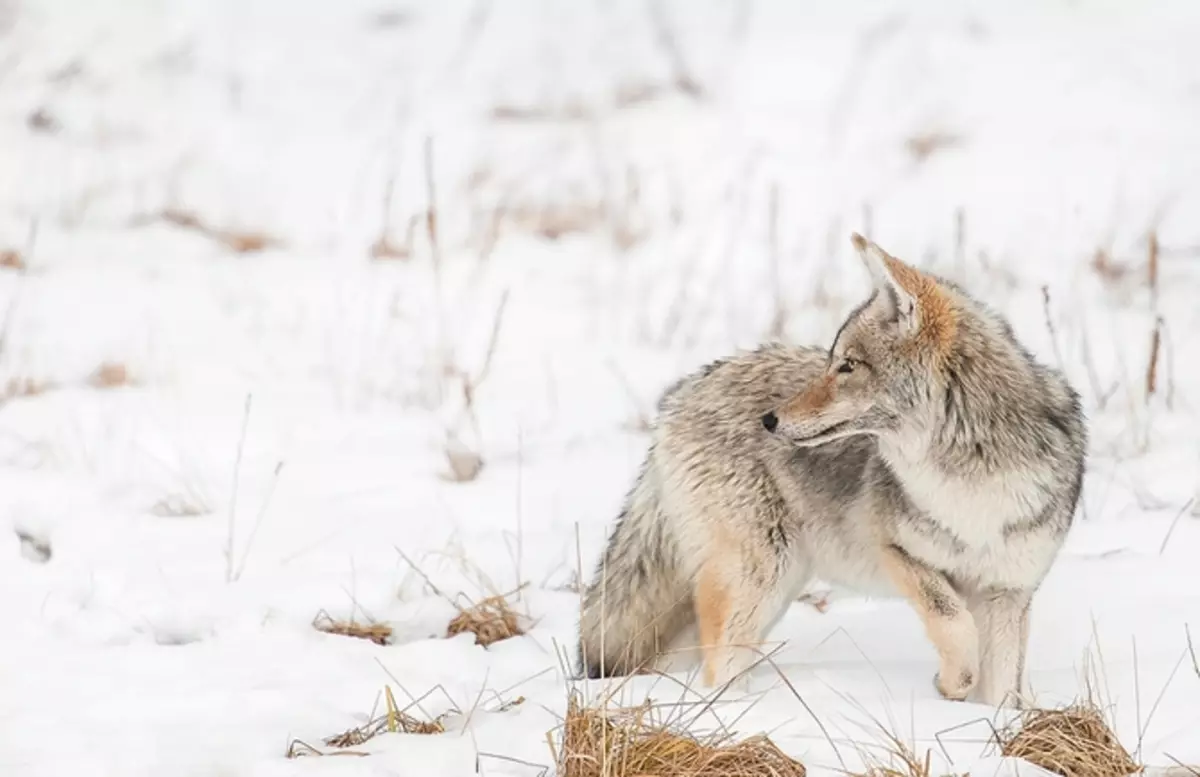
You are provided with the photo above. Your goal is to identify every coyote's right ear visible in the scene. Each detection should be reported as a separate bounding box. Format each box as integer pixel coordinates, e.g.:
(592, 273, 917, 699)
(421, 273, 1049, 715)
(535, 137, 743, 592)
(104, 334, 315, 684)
(850, 233, 919, 336)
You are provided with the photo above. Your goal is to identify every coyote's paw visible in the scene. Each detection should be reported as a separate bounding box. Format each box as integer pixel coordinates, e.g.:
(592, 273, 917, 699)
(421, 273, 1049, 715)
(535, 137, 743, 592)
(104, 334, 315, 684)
(934, 668, 976, 701)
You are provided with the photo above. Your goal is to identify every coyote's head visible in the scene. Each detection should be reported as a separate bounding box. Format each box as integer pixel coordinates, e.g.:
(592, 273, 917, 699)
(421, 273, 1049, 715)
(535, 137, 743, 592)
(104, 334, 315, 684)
(765, 233, 958, 447)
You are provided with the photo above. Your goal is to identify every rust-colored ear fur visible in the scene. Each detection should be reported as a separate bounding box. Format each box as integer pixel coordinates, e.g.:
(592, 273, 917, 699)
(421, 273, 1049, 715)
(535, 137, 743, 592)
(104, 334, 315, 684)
(850, 233, 957, 356)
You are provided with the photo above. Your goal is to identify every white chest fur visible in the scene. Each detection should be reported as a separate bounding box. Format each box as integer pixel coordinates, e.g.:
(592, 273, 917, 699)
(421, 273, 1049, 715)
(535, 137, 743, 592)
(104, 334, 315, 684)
(877, 435, 1059, 589)
(884, 452, 1049, 546)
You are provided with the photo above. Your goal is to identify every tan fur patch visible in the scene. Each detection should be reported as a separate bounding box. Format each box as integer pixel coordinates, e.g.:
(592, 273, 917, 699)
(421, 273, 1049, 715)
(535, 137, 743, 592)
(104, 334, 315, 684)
(779, 374, 835, 421)
(881, 549, 952, 631)
(693, 566, 730, 687)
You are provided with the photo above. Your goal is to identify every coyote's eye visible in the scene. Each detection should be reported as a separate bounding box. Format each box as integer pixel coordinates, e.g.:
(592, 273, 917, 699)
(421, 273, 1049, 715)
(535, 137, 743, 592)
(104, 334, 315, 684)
(837, 359, 856, 374)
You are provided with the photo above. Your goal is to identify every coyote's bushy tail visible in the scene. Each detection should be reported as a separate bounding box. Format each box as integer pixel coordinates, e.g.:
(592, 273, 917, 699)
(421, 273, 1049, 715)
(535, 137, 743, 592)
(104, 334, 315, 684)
(577, 455, 691, 679)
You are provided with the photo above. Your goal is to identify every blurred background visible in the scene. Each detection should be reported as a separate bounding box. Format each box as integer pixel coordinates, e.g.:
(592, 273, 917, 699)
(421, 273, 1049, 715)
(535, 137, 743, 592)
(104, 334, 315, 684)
(2, 1, 1199, 775)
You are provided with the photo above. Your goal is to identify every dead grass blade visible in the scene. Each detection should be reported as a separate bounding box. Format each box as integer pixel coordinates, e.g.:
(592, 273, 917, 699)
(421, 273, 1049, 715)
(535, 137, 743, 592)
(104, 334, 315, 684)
(157, 208, 281, 254)
(549, 690, 807, 777)
(285, 739, 369, 758)
(997, 701, 1140, 777)
(312, 609, 393, 646)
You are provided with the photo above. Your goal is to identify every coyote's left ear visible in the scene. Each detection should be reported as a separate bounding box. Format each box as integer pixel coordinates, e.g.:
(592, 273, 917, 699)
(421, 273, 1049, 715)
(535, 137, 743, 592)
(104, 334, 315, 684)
(850, 233, 920, 336)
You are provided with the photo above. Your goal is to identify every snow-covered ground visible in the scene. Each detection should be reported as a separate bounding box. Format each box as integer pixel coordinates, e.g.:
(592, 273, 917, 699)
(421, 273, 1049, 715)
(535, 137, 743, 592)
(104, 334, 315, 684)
(2, 0, 1200, 774)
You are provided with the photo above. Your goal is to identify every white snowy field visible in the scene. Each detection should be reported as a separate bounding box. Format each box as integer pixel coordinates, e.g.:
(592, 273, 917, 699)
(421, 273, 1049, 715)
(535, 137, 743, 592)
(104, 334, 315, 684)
(2, 0, 1200, 774)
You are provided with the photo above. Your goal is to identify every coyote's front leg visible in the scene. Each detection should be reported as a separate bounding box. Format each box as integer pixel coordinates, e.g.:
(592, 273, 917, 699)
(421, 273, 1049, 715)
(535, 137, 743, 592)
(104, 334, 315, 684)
(969, 588, 1031, 708)
(880, 545, 979, 700)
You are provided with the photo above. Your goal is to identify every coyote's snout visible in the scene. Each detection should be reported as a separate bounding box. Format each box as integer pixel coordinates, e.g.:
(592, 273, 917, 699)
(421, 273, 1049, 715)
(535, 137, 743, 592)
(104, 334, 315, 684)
(578, 232, 1086, 709)
(769, 371, 872, 446)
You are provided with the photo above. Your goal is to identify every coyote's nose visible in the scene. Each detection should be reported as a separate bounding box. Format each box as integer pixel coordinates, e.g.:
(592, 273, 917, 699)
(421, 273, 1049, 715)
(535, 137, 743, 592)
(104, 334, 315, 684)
(761, 412, 778, 433)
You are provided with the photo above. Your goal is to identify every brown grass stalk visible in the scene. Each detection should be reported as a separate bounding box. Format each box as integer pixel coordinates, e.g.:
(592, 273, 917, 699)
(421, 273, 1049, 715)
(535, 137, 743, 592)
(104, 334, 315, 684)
(1147, 231, 1159, 300)
(1146, 317, 1161, 400)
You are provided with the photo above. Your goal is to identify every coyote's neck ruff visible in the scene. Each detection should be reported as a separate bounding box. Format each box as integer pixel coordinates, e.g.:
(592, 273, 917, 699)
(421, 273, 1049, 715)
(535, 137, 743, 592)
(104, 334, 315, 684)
(578, 234, 1085, 709)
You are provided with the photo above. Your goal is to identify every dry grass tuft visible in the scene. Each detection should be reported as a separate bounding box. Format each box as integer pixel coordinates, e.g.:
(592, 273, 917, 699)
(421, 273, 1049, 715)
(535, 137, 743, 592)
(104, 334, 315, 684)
(446, 592, 523, 647)
(369, 234, 411, 261)
(613, 80, 668, 108)
(998, 702, 1140, 777)
(222, 232, 274, 253)
(441, 437, 484, 483)
(504, 200, 608, 241)
(494, 199, 646, 249)
(852, 726, 940, 777)
(150, 493, 210, 518)
(905, 131, 963, 163)
(288, 685, 449, 758)
(0, 248, 25, 271)
(3, 376, 53, 399)
(313, 610, 393, 646)
(324, 710, 445, 746)
(491, 101, 592, 123)
(89, 361, 132, 389)
(551, 691, 806, 777)
(1092, 247, 1130, 283)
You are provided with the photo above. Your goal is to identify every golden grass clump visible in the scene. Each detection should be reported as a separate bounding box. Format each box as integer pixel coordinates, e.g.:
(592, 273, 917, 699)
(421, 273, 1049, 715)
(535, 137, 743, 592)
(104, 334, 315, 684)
(312, 610, 393, 646)
(551, 690, 806, 777)
(446, 593, 523, 647)
(998, 702, 1140, 777)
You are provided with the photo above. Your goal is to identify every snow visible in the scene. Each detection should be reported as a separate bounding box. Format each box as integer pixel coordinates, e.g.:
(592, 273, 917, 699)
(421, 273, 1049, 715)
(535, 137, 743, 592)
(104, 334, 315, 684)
(2, 0, 1200, 774)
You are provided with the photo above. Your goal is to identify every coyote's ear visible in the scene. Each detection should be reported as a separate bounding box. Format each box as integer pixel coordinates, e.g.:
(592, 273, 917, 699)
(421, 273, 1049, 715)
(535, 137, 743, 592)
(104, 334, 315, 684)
(850, 233, 920, 335)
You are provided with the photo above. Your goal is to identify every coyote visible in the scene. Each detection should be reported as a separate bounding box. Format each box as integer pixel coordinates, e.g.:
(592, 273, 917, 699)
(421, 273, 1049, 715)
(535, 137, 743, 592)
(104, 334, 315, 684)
(577, 234, 1085, 707)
